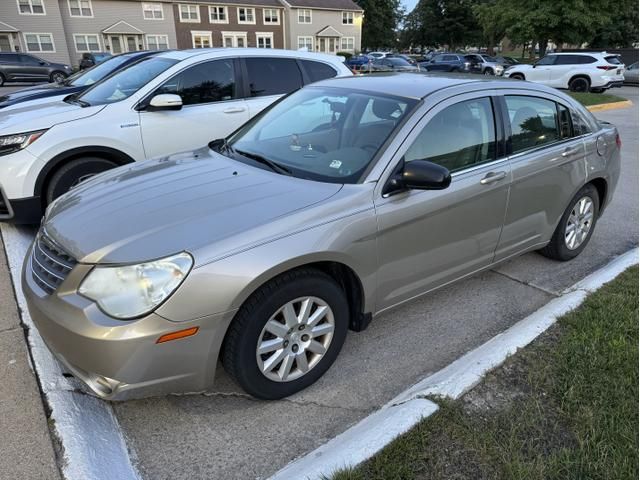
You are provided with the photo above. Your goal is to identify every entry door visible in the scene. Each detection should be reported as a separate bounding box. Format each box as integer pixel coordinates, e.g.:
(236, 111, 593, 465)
(0, 35, 11, 52)
(110, 36, 123, 54)
(318, 38, 326, 53)
(374, 94, 510, 310)
(126, 36, 138, 52)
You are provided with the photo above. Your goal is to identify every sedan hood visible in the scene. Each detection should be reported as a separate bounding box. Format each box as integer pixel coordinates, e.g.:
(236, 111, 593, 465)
(0, 99, 104, 135)
(0, 84, 78, 108)
(44, 149, 343, 264)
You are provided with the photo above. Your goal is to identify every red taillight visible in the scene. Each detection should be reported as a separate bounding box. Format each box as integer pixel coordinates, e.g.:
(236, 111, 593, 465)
(615, 133, 622, 149)
(597, 65, 617, 70)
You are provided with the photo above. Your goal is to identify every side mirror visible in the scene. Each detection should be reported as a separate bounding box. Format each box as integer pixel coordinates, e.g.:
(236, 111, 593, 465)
(384, 160, 451, 195)
(39, 61, 47, 65)
(147, 94, 183, 112)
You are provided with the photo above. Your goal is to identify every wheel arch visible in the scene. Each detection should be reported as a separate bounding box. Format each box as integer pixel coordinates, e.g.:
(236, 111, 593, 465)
(587, 177, 608, 216)
(568, 74, 591, 88)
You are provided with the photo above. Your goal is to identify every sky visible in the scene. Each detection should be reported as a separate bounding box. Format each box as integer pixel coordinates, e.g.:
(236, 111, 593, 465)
(401, 0, 419, 13)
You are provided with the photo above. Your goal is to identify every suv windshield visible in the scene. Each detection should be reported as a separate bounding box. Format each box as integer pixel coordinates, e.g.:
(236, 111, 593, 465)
(224, 87, 417, 184)
(77, 56, 178, 106)
(69, 55, 133, 87)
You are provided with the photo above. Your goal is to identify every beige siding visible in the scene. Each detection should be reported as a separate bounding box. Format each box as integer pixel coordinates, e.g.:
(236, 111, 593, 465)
(284, 8, 362, 53)
(0, 0, 72, 64)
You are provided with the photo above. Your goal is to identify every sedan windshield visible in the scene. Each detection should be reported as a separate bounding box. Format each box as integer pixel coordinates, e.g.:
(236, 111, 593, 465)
(226, 87, 418, 184)
(69, 55, 133, 87)
(77, 57, 178, 106)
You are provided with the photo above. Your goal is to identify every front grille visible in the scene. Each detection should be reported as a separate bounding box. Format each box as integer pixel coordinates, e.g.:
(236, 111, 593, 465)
(31, 232, 77, 294)
(0, 188, 11, 219)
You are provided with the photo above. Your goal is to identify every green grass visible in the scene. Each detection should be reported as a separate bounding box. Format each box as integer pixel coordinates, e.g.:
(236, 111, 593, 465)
(569, 92, 627, 106)
(330, 266, 639, 480)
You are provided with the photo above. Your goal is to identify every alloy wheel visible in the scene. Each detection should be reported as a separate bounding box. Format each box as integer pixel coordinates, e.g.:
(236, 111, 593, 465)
(564, 196, 594, 250)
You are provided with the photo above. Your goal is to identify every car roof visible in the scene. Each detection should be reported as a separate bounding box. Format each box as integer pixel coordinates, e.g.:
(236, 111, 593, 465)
(152, 47, 345, 64)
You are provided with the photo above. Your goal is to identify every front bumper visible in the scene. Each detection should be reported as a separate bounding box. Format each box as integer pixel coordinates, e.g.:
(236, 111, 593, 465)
(22, 247, 237, 400)
(0, 188, 42, 224)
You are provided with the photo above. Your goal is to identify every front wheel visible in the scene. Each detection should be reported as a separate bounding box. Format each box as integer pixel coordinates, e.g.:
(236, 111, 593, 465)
(484, 68, 494, 76)
(45, 157, 118, 204)
(509, 73, 525, 80)
(50, 71, 67, 83)
(223, 269, 349, 399)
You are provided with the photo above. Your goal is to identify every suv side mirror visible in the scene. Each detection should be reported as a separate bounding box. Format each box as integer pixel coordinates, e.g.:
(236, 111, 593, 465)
(147, 94, 183, 112)
(384, 159, 451, 195)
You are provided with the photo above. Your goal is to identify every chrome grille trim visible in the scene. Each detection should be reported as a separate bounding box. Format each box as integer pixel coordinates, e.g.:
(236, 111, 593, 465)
(30, 231, 77, 295)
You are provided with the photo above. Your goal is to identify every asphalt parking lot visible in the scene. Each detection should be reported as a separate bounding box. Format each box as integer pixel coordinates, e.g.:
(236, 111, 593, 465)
(1, 85, 637, 480)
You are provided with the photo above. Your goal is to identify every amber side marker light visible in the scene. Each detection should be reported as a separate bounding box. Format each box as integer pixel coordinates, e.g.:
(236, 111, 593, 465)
(156, 327, 199, 344)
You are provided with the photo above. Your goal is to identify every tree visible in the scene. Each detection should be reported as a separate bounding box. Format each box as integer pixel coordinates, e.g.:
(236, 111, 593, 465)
(473, 0, 508, 54)
(355, 0, 404, 50)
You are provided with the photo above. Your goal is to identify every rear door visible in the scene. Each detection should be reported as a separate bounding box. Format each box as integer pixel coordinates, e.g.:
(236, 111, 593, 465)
(18, 54, 50, 80)
(0, 54, 21, 80)
(139, 58, 249, 159)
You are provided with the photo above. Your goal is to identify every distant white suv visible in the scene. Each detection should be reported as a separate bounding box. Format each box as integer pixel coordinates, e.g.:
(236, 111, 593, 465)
(504, 52, 625, 93)
(0, 48, 351, 223)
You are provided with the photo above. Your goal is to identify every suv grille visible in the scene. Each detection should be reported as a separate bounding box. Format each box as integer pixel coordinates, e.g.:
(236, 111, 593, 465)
(31, 232, 76, 294)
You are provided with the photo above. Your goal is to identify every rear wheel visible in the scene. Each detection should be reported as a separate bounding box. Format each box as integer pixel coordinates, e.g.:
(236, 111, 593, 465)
(569, 76, 590, 92)
(50, 71, 67, 83)
(510, 73, 525, 80)
(45, 157, 118, 204)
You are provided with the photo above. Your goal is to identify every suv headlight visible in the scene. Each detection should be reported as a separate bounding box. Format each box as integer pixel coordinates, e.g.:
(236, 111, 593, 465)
(79, 252, 193, 319)
(0, 130, 47, 156)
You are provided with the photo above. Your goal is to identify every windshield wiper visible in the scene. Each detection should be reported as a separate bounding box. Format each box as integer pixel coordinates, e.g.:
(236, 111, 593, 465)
(63, 93, 90, 107)
(234, 149, 292, 176)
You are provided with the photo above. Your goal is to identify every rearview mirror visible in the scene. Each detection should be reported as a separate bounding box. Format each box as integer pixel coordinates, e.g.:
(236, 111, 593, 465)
(147, 94, 183, 111)
(384, 160, 451, 195)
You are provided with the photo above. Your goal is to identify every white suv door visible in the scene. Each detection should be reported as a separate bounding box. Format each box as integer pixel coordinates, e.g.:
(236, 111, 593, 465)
(527, 55, 556, 84)
(139, 58, 249, 159)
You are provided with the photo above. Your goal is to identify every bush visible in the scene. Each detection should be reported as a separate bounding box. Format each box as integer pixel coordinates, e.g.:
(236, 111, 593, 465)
(337, 51, 353, 60)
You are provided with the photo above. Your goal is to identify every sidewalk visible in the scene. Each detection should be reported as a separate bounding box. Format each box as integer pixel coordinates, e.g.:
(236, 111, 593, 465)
(0, 236, 61, 480)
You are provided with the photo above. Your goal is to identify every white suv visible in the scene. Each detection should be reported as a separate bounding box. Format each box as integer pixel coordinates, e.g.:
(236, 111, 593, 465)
(504, 52, 625, 93)
(0, 48, 351, 223)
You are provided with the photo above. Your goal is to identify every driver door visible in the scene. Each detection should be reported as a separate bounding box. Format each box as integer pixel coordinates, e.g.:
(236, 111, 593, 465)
(527, 55, 556, 84)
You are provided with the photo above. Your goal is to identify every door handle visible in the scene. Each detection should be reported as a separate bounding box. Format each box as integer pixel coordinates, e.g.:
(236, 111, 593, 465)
(223, 107, 246, 114)
(561, 147, 581, 157)
(480, 171, 507, 185)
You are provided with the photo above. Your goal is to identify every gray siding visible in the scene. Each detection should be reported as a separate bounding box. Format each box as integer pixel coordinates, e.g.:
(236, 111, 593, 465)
(284, 7, 362, 53)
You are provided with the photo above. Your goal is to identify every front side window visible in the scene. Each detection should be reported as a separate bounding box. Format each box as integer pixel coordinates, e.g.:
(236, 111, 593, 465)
(298, 9, 311, 23)
(74, 34, 100, 52)
(263, 8, 279, 24)
(68, 0, 93, 17)
(245, 58, 302, 97)
(146, 34, 169, 50)
(535, 55, 556, 66)
(404, 97, 496, 172)
(179, 4, 199, 21)
(142, 3, 163, 19)
(18, 0, 45, 14)
(24, 34, 54, 52)
(238, 8, 255, 23)
(209, 6, 227, 23)
(154, 59, 235, 106)
(78, 56, 178, 106)
(342, 12, 354, 24)
(506, 96, 560, 153)
(227, 87, 417, 184)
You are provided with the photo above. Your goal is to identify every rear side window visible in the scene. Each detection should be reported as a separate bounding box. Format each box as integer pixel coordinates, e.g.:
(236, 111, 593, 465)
(156, 59, 236, 106)
(0, 54, 19, 63)
(555, 55, 596, 65)
(20, 55, 42, 65)
(443, 55, 458, 61)
(571, 110, 592, 135)
(245, 58, 302, 97)
(404, 97, 496, 172)
(506, 96, 560, 153)
(300, 60, 337, 83)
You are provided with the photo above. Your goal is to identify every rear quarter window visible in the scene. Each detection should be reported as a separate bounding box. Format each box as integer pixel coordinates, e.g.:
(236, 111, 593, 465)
(300, 60, 338, 83)
(605, 55, 623, 65)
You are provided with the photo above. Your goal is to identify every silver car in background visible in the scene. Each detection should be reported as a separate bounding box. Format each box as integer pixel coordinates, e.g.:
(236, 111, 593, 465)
(24, 74, 620, 401)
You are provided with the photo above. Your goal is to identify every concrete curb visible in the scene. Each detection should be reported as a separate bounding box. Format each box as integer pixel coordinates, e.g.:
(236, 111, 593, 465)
(269, 247, 639, 480)
(586, 99, 633, 112)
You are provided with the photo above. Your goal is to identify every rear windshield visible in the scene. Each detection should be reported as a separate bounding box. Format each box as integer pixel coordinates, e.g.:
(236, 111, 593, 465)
(605, 55, 623, 65)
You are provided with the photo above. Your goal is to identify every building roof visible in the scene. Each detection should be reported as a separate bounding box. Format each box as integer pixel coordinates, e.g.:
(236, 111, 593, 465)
(0, 21, 19, 33)
(282, 0, 363, 11)
(178, 0, 284, 6)
(102, 21, 145, 35)
(316, 26, 343, 37)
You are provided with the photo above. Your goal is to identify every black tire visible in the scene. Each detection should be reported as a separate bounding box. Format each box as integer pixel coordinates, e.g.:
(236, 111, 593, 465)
(510, 73, 525, 80)
(45, 157, 117, 204)
(50, 71, 67, 83)
(484, 68, 494, 75)
(539, 184, 600, 261)
(223, 268, 349, 399)
(569, 76, 590, 92)
(0, 73, 5, 87)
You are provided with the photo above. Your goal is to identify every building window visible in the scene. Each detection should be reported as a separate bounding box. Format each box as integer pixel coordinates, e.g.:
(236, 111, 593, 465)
(24, 33, 55, 52)
(180, 4, 200, 22)
(74, 34, 100, 52)
(237, 8, 255, 24)
(222, 32, 247, 48)
(256, 32, 273, 48)
(68, 0, 93, 17)
(209, 6, 228, 23)
(298, 9, 311, 24)
(297, 36, 313, 51)
(191, 31, 212, 48)
(263, 8, 279, 24)
(340, 36, 355, 51)
(146, 34, 169, 50)
(17, 0, 45, 15)
(142, 3, 163, 20)
(342, 12, 354, 24)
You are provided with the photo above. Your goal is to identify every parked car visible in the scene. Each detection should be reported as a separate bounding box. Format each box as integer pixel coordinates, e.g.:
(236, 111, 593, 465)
(0, 49, 351, 223)
(79, 52, 112, 70)
(624, 62, 638, 85)
(495, 56, 519, 66)
(0, 53, 72, 86)
(464, 54, 505, 76)
(504, 52, 624, 92)
(389, 54, 418, 66)
(345, 54, 371, 72)
(420, 53, 471, 72)
(0, 51, 160, 110)
(23, 73, 619, 401)
(371, 57, 420, 72)
(367, 51, 392, 59)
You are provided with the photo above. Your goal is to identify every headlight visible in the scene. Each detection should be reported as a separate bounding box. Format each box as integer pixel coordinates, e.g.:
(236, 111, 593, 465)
(0, 130, 47, 156)
(79, 252, 193, 319)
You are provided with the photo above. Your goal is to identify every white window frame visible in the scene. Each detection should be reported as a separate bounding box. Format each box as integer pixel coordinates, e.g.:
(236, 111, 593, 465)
(142, 3, 164, 20)
(191, 30, 212, 48)
(342, 11, 354, 25)
(179, 4, 200, 22)
(23, 33, 56, 53)
(209, 5, 228, 24)
(237, 7, 255, 25)
(297, 35, 313, 51)
(222, 31, 248, 48)
(263, 8, 280, 25)
(256, 32, 273, 49)
(146, 34, 169, 50)
(298, 9, 312, 24)
(68, 0, 93, 18)
(73, 33, 101, 52)
(17, 0, 46, 15)
(340, 36, 355, 51)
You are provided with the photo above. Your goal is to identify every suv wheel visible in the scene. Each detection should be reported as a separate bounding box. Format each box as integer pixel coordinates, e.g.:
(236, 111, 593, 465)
(484, 68, 494, 75)
(510, 73, 525, 80)
(50, 71, 67, 83)
(569, 76, 590, 92)
(45, 157, 118, 204)
(223, 268, 349, 399)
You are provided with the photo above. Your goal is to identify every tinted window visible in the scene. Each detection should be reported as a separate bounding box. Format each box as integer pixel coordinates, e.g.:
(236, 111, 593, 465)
(245, 58, 302, 97)
(405, 97, 496, 172)
(71, 54, 130, 86)
(506, 96, 559, 153)
(20, 55, 43, 65)
(571, 109, 591, 135)
(300, 60, 337, 83)
(555, 55, 596, 65)
(0, 54, 19, 63)
(536, 56, 556, 66)
(558, 104, 573, 139)
(433, 54, 446, 62)
(156, 59, 235, 106)
(605, 55, 623, 65)
(443, 55, 458, 61)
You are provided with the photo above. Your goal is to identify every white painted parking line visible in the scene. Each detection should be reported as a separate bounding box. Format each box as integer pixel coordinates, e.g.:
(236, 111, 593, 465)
(0, 224, 140, 480)
(269, 247, 639, 480)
